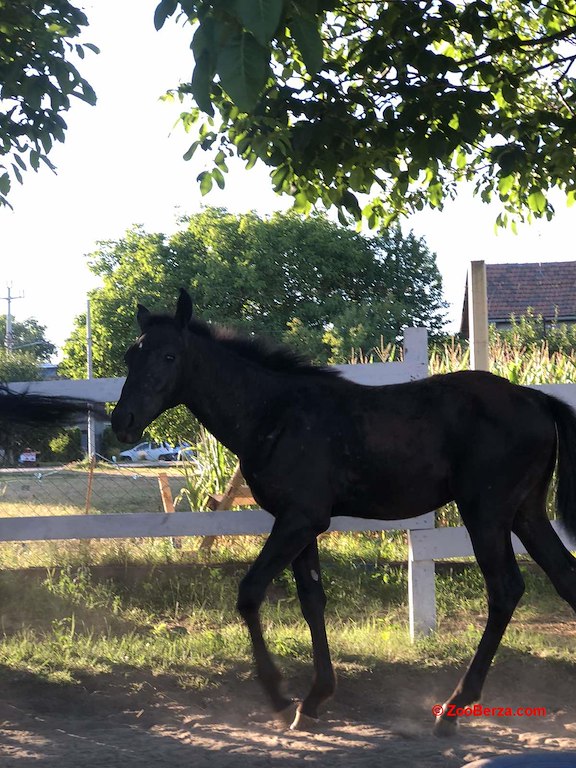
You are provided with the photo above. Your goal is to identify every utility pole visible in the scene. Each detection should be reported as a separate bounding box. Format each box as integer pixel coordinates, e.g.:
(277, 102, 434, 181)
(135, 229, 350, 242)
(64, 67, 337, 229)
(86, 297, 96, 460)
(2, 285, 24, 351)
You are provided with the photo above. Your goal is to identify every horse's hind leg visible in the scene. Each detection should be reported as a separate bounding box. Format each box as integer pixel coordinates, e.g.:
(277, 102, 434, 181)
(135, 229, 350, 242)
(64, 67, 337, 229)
(434, 507, 525, 737)
(513, 492, 576, 614)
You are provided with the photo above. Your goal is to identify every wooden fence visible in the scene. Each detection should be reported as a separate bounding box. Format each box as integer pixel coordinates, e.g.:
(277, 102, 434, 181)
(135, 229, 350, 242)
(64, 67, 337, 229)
(5, 331, 576, 640)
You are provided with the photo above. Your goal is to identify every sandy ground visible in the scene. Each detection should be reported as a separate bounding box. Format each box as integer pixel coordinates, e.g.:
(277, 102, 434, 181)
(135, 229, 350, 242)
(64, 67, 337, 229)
(2, 656, 576, 767)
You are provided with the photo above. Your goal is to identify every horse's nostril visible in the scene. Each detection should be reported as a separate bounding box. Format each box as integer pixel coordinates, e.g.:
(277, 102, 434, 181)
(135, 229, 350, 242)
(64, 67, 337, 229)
(126, 412, 134, 428)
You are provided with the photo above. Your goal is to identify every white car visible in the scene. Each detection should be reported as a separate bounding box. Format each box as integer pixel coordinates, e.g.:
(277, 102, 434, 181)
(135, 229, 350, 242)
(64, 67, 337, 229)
(118, 441, 179, 462)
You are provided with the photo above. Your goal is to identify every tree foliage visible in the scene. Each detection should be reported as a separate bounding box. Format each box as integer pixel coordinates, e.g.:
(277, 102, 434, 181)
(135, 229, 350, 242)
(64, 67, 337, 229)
(59, 208, 447, 442)
(60, 207, 447, 378)
(0, 315, 56, 361)
(0, 349, 42, 383)
(0, 0, 98, 206)
(0, 349, 46, 463)
(157, 0, 576, 228)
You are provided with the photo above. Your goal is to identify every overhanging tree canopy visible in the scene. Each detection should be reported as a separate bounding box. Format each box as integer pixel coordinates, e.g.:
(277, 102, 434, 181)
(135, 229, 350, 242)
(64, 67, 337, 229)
(156, 0, 576, 228)
(0, 0, 98, 207)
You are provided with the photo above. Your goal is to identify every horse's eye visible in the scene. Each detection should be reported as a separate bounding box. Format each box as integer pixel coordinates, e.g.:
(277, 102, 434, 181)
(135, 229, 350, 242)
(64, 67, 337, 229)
(165, 354, 176, 362)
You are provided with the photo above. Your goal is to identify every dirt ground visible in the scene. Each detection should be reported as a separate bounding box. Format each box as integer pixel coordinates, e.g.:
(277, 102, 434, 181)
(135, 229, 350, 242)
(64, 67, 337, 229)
(2, 655, 576, 767)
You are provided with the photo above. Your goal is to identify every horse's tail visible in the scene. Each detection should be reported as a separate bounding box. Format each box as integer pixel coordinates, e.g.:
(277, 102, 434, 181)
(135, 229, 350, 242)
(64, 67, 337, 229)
(547, 394, 576, 540)
(0, 384, 103, 427)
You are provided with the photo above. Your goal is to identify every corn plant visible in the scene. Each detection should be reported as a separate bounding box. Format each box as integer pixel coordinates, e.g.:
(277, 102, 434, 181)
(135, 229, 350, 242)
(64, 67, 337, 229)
(174, 428, 237, 512)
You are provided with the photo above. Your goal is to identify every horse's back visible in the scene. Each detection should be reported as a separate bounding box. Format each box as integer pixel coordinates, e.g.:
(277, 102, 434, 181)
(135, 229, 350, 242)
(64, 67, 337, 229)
(329, 370, 556, 520)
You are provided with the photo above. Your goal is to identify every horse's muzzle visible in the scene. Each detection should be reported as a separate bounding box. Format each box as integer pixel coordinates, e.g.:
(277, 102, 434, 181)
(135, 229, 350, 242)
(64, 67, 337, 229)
(110, 407, 142, 444)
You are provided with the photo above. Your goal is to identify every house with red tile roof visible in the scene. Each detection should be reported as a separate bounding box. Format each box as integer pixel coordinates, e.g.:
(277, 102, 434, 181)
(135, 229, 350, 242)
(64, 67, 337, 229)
(461, 262, 576, 335)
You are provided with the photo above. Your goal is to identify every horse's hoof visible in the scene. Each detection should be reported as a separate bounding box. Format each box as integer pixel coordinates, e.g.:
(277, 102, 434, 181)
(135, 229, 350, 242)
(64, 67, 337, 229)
(433, 716, 458, 738)
(274, 701, 297, 728)
(290, 708, 320, 732)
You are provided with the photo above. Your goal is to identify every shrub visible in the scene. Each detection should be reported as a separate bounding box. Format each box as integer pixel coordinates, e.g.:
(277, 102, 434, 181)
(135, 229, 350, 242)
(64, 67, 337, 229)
(48, 428, 83, 462)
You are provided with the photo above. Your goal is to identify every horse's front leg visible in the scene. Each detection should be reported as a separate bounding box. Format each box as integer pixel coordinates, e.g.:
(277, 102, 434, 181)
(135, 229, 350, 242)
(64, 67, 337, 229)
(236, 514, 325, 724)
(290, 540, 335, 730)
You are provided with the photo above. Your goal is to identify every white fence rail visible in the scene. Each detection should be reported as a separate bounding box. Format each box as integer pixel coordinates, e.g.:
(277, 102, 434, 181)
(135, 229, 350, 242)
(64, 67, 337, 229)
(5, 328, 576, 640)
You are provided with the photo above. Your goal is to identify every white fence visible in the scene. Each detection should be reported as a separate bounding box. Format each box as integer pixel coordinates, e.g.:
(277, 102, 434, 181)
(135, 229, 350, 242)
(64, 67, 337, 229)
(5, 331, 576, 640)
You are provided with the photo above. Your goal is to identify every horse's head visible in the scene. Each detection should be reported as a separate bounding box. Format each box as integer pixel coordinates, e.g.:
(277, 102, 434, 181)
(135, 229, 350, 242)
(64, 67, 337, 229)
(111, 289, 193, 443)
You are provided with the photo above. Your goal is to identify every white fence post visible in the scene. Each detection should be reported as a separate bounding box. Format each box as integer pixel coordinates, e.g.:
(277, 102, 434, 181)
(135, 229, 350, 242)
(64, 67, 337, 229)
(408, 530, 436, 639)
(402, 326, 436, 638)
(402, 326, 428, 372)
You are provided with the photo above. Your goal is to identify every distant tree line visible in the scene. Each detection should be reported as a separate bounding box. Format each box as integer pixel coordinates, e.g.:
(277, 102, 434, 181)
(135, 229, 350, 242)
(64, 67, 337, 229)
(59, 208, 448, 377)
(56, 208, 448, 444)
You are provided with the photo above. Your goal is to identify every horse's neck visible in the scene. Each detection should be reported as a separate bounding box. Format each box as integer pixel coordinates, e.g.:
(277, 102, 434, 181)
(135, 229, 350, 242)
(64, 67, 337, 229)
(179, 334, 284, 456)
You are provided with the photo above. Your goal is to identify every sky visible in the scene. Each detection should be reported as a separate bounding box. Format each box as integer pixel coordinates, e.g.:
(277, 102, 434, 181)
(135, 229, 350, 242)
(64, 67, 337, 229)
(1, 0, 575, 360)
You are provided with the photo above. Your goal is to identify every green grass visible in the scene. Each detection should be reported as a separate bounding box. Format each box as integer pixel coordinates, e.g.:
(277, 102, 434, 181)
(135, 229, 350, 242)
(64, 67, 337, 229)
(0, 553, 574, 691)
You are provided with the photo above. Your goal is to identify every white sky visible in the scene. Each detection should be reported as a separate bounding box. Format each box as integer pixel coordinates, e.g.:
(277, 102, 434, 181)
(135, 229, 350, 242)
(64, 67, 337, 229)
(1, 0, 574, 359)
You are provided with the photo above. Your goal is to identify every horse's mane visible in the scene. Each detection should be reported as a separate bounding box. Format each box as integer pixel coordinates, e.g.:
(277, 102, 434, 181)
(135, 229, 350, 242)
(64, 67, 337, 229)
(151, 314, 338, 378)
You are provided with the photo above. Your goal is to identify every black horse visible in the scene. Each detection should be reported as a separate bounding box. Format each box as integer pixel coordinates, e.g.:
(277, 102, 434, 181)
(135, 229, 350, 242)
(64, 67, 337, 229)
(111, 289, 576, 734)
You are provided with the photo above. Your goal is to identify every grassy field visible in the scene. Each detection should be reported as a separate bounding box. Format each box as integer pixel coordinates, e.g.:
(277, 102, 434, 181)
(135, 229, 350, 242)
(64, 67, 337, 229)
(0, 542, 573, 694)
(0, 464, 191, 516)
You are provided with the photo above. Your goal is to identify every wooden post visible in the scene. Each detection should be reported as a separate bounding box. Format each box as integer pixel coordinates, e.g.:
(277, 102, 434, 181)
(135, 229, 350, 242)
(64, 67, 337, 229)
(469, 260, 490, 371)
(158, 472, 181, 548)
(84, 454, 96, 514)
(199, 465, 254, 552)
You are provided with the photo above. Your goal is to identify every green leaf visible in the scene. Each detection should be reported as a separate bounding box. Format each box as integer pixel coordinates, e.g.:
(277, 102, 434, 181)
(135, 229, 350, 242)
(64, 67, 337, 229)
(29, 150, 40, 171)
(216, 29, 270, 112)
(0, 173, 10, 196)
(79, 80, 97, 105)
(349, 166, 365, 191)
(527, 189, 547, 214)
(290, 15, 323, 75)
(271, 164, 290, 190)
(191, 18, 215, 58)
(183, 141, 200, 161)
(11, 163, 23, 184)
(498, 174, 514, 196)
(212, 167, 225, 189)
(234, 0, 284, 45)
(214, 150, 228, 171)
(293, 191, 311, 213)
(154, 0, 178, 31)
(198, 171, 213, 195)
(191, 51, 215, 115)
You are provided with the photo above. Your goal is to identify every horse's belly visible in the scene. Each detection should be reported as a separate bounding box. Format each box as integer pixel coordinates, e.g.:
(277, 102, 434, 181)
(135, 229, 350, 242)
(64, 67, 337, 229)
(333, 465, 452, 521)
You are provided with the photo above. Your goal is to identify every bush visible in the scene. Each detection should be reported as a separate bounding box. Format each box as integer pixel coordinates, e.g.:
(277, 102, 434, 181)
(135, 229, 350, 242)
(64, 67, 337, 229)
(99, 426, 126, 460)
(48, 428, 83, 462)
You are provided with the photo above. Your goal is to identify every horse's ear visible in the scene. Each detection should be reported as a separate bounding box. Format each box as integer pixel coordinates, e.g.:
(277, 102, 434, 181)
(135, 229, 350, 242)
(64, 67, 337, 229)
(175, 288, 193, 329)
(136, 304, 151, 332)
